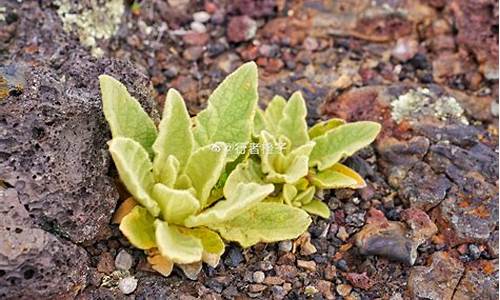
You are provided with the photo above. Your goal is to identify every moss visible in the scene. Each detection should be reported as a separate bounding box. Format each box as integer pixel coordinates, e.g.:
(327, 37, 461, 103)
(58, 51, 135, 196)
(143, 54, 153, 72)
(391, 88, 468, 124)
(55, 0, 124, 57)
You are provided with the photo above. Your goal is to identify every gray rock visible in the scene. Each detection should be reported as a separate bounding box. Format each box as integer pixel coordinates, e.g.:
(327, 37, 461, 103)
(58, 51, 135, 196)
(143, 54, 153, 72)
(115, 250, 134, 271)
(399, 162, 451, 210)
(355, 208, 437, 265)
(0, 189, 89, 299)
(0, 55, 159, 244)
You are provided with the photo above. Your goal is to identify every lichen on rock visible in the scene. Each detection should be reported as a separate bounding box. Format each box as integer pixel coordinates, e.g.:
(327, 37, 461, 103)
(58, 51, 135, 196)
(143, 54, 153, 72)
(55, 0, 125, 57)
(391, 87, 468, 124)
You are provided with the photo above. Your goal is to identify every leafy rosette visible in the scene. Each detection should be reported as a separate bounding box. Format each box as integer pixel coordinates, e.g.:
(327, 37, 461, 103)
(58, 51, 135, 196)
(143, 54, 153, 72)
(99, 62, 311, 278)
(250, 91, 381, 219)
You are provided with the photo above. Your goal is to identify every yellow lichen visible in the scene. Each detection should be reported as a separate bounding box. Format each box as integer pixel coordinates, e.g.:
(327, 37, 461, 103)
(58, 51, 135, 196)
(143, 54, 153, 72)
(55, 0, 124, 57)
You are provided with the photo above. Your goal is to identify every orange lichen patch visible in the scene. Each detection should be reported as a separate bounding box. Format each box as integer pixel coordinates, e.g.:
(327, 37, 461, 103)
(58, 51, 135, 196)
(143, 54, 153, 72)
(431, 233, 446, 245)
(470, 205, 490, 219)
(458, 199, 471, 208)
(481, 260, 495, 275)
(112, 197, 138, 224)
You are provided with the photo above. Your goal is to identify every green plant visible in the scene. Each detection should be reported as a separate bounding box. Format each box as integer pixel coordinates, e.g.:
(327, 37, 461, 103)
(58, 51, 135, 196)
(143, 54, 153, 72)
(245, 93, 381, 218)
(99, 63, 311, 278)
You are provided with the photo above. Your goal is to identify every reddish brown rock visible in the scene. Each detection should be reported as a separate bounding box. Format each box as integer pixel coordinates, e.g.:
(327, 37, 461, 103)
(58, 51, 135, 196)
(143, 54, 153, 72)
(182, 31, 210, 46)
(449, 0, 499, 80)
(407, 251, 464, 300)
(345, 272, 375, 290)
(453, 259, 499, 300)
(227, 16, 257, 43)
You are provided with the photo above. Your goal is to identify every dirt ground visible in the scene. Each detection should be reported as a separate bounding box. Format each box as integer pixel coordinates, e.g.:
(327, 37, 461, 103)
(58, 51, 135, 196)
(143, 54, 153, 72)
(0, 0, 498, 299)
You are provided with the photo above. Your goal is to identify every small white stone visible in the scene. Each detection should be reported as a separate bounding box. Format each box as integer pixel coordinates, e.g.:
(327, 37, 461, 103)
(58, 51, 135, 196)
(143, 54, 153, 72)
(118, 276, 138, 295)
(115, 249, 133, 271)
(193, 11, 211, 23)
(253, 271, 265, 283)
(278, 240, 292, 252)
(190, 21, 207, 33)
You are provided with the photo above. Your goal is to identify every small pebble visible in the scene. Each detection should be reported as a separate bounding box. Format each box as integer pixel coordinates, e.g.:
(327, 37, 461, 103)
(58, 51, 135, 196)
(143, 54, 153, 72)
(225, 247, 244, 267)
(337, 226, 349, 241)
(259, 260, 273, 271)
(336, 284, 352, 297)
(115, 249, 133, 271)
(468, 244, 481, 260)
(304, 285, 318, 297)
(190, 21, 207, 33)
(118, 276, 138, 295)
(297, 260, 317, 272)
(491, 101, 499, 117)
(253, 271, 265, 283)
(192, 11, 211, 23)
(278, 240, 292, 252)
(336, 259, 349, 272)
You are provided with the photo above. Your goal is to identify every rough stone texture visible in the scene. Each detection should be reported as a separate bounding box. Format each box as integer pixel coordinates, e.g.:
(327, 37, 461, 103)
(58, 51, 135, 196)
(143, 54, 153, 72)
(354, 208, 437, 265)
(308, 0, 435, 42)
(399, 161, 451, 210)
(407, 251, 464, 300)
(0, 54, 159, 244)
(326, 84, 499, 248)
(453, 259, 499, 300)
(0, 189, 89, 299)
(449, 0, 499, 79)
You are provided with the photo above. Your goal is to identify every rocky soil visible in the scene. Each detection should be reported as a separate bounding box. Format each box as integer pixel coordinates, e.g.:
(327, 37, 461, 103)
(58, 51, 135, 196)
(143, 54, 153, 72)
(0, 0, 498, 299)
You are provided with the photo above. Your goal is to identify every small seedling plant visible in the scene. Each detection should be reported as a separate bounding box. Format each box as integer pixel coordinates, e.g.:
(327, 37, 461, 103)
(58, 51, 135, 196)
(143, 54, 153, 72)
(99, 62, 380, 278)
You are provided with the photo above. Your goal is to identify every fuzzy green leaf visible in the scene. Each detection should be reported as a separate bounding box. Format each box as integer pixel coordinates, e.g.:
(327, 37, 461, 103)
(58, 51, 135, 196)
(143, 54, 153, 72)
(263, 95, 287, 134)
(184, 183, 274, 227)
(282, 183, 297, 206)
(308, 118, 345, 139)
(154, 155, 179, 188)
(153, 89, 193, 179)
(223, 159, 264, 200)
(277, 92, 309, 149)
(302, 199, 331, 219)
(253, 109, 267, 136)
(186, 227, 225, 267)
(193, 62, 258, 161)
(119, 206, 156, 249)
(152, 183, 200, 225)
(99, 75, 157, 155)
(184, 143, 228, 207)
(310, 163, 366, 189)
(294, 186, 315, 205)
(108, 137, 160, 216)
(155, 221, 203, 264)
(310, 121, 381, 171)
(260, 131, 315, 183)
(209, 202, 311, 248)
